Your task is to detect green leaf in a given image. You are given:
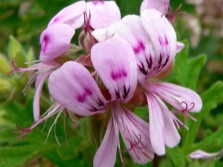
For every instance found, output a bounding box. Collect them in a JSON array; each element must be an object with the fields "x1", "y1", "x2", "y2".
[
  {"x1": 166, "y1": 146, "x2": 185, "y2": 167},
  {"x1": 183, "y1": 81, "x2": 223, "y2": 153},
  {"x1": 192, "y1": 123, "x2": 223, "y2": 151},
  {"x1": 173, "y1": 40, "x2": 207, "y2": 90},
  {"x1": 15, "y1": 51, "x2": 27, "y2": 68},
  {"x1": 0, "y1": 79, "x2": 12, "y2": 102},
  {"x1": 0, "y1": 53, "x2": 11, "y2": 75},
  {"x1": 26, "y1": 47, "x2": 35, "y2": 62},
  {"x1": 57, "y1": 138, "x2": 82, "y2": 160},
  {"x1": 8, "y1": 36, "x2": 24, "y2": 60},
  {"x1": 0, "y1": 144, "x2": 47, "y2": 167}
]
